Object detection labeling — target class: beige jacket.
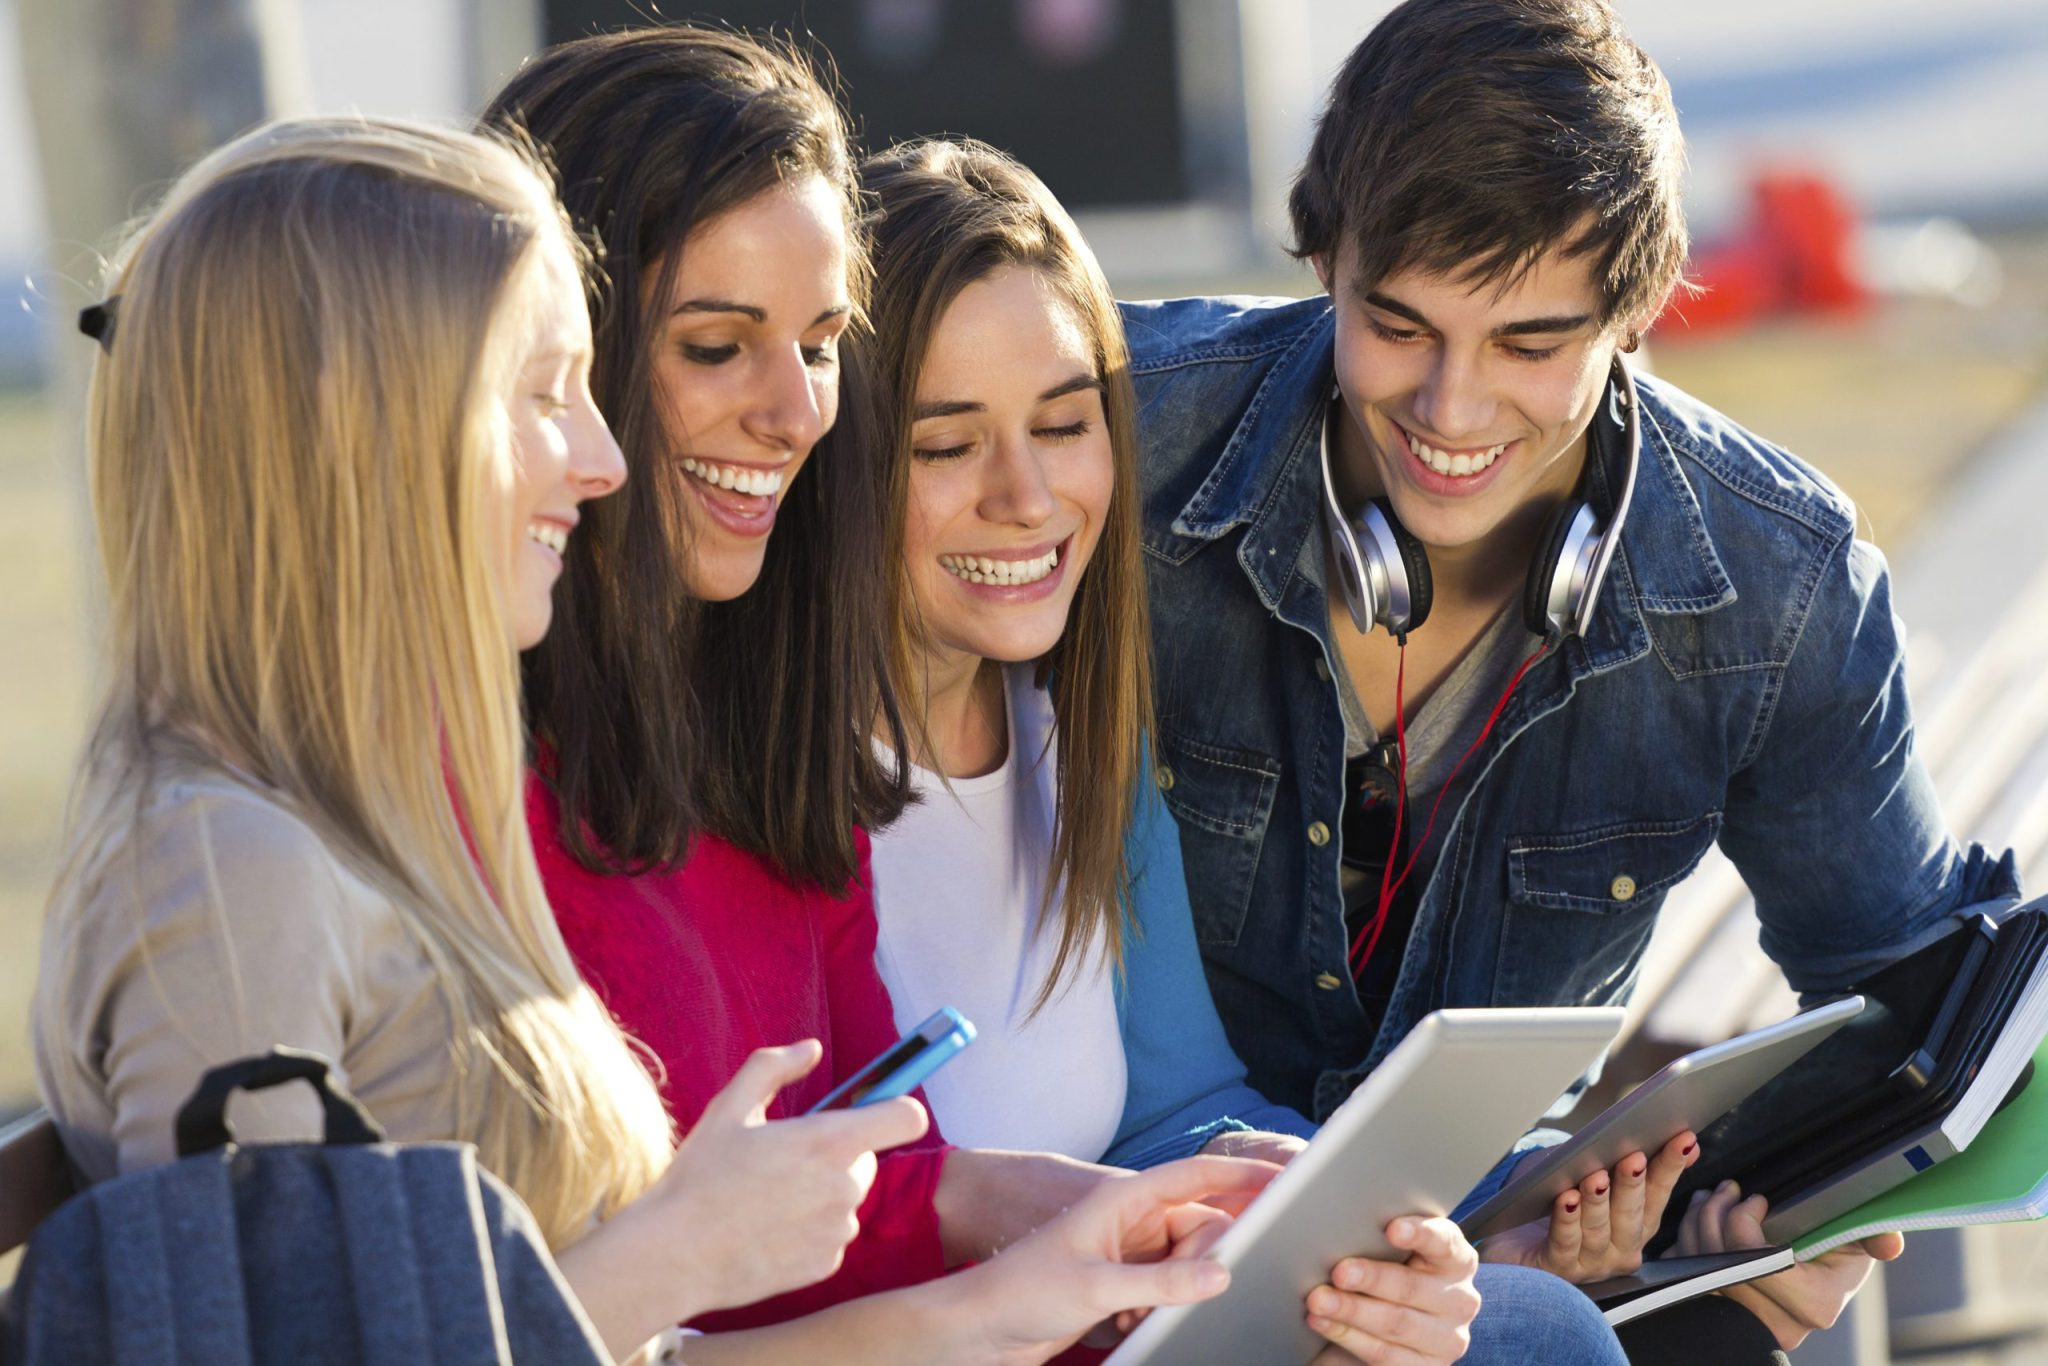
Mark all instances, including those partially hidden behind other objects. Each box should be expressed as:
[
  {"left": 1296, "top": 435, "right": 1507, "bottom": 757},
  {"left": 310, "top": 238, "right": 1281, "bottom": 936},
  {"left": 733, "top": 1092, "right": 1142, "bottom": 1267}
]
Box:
[{"left": 34, "top": 763, "right": 458, "bottom": 1181}]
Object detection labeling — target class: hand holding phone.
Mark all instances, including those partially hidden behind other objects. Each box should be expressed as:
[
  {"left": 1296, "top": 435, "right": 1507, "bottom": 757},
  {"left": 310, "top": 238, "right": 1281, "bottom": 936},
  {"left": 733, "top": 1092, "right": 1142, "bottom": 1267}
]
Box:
[
  {"left": 643, "top": 1039, "right": 929, "bottom": 1319},
  {"left": 807, "top": 1007, "right": 976, "bottom": 1113}
]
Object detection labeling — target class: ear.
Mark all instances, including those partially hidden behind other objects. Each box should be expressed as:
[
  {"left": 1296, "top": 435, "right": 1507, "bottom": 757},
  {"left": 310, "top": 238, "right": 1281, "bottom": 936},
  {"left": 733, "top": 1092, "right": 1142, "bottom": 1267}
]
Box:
[
  {"left": 1312, "top": 253, "right": 1334, "bottom": 295},
  {"left": 1628, "top": 283, "right": 1679, "bottom": 342}
]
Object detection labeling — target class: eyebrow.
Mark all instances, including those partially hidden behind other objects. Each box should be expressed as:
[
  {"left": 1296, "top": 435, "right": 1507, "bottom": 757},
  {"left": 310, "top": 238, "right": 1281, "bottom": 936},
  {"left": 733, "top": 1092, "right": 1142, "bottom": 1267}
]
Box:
[
  {"left": 672, "top": 299, "right": 852, "bottom": 328},
  {"left": 911, "top": 373, "right": 1103, "bottom": 422},
  {"left": 1359, "top": 288, "right": 1592, "bottom": 339}
]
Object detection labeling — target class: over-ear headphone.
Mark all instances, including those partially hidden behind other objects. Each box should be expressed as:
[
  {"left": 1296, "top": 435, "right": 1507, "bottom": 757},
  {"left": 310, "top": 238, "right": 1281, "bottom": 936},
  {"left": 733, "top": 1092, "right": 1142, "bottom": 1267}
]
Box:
[{"left": 1320, "top": 355, "right": 1641, "bottom": 644}]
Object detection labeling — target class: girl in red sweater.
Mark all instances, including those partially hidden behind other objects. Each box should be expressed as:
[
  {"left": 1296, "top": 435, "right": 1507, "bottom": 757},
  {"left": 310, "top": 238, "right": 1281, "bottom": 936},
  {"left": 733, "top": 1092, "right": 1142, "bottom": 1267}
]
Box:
[{"left": 485, "top": 25, "right": 1276, "bottom": 1361}]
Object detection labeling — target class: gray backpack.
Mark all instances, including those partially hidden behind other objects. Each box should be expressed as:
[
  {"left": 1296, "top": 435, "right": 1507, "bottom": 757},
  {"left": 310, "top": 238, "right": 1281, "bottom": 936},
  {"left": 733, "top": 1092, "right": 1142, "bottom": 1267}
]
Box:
[{"left": 4, "top": 1049, "right": 609, "bottom": 1366}]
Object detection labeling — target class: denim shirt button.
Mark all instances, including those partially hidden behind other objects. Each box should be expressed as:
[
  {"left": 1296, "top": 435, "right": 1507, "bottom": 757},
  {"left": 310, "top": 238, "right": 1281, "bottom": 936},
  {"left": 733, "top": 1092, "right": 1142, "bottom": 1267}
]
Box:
[
  {"left": 1610, "top": 874, "right": 1638, "bottom": 902},
  {"left": 1315, "top": 972, "right": 1344, "bottom": 991},
  {"left": 1155, "top": 764, "right": 1175, "bottom": 792},
  {"left": 1307, "top": 821, "right": 1332, "bottom": 847}
]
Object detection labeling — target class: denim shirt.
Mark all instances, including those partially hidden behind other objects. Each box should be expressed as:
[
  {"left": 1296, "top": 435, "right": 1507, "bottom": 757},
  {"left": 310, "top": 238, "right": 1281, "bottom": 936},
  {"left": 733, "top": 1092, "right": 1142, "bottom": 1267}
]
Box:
[{"left": 1120, "top": 294, "right": 2020, "bottom": 1121}]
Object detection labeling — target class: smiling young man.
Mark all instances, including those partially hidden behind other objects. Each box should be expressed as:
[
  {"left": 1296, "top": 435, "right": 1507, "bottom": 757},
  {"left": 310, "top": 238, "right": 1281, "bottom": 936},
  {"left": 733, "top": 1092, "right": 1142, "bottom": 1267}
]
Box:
[{"left": 1122, "top": 0, "right": 2016, "bottom": 1347}]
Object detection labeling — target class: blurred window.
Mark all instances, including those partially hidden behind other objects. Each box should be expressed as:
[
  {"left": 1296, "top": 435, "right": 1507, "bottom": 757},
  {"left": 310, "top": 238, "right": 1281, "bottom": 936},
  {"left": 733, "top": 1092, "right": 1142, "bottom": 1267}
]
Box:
[{"left": 541, "top": 0, "right": 1190, "bottom": 208}]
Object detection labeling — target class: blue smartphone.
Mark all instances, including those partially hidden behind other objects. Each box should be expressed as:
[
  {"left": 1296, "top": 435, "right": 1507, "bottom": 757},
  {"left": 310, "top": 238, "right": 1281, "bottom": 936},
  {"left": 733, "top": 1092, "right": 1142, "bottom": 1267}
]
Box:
[{"left": 804, "top": 1007, "right": 976, "bottom": 1113}]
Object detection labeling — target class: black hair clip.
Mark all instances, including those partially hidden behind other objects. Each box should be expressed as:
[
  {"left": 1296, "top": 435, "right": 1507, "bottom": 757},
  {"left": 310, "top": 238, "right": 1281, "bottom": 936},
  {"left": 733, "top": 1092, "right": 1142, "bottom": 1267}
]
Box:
[{"left": 78, "top": 295, "right": 120, "bottom": 354}]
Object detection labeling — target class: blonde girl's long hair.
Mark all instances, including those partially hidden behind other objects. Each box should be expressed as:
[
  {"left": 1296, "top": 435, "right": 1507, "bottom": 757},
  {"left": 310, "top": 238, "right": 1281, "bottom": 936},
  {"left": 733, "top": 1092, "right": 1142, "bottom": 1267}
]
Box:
[
  {"left": 859, "top": 138, "right": 1155, "bottom": 1008},
  {"left": 50, "top": 117, "right": 671, "bottom": 1246}
]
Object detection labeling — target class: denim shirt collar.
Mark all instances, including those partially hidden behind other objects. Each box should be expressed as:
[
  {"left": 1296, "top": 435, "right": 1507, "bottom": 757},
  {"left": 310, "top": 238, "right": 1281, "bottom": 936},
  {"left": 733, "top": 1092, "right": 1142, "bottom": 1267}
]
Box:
[{"left": 1161, "top": 301, "right": 1737, "bottom": 673}]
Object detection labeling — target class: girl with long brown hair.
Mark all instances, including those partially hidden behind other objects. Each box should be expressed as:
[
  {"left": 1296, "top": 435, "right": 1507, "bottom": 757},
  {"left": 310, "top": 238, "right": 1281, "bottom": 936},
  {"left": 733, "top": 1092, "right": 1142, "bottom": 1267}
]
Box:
[
  {"left": 484, "top": 24, "right": 1289, "bottom": 1361},
  {"left": 857, "top": 137, "right": 1645, "bottom": 1365}
]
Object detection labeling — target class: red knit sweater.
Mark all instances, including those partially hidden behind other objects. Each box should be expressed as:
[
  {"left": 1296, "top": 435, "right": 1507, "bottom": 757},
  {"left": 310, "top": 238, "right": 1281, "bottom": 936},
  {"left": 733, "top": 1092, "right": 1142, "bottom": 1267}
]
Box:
[{"left": 526, "top": 776, "right": 953, "bottom": 1331}]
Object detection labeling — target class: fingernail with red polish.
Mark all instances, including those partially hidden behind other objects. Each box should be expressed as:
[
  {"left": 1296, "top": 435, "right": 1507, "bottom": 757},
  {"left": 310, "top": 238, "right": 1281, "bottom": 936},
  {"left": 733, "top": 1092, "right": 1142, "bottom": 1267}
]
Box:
[
  {"left": 1682, "top": 1141, "right": 1698, "bottom": 1157},
  {"left": 1563, "top": 1194, "right": 1580, "bottom": 1213}
]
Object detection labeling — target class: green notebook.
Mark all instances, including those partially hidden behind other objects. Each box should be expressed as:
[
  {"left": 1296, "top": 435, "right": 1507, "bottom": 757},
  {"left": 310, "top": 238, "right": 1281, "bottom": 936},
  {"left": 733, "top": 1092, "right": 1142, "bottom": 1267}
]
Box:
[{"left": 1794, "top": 1039, "right": 2048, "bottom": 1260}]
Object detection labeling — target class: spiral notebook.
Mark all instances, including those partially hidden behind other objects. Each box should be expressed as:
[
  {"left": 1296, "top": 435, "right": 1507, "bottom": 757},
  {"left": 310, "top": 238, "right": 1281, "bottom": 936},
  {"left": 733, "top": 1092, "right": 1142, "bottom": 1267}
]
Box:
[{"left": 1792, "top": 1036, "right": 2048, "bottom": 1260}]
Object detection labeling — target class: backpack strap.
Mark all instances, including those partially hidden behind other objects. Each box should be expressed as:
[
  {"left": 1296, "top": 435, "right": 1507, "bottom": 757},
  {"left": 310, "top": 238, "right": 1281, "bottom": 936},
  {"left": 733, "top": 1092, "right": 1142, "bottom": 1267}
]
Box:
[{"left": 173, "top": 1048, "right": 386, "bottom": 1157}]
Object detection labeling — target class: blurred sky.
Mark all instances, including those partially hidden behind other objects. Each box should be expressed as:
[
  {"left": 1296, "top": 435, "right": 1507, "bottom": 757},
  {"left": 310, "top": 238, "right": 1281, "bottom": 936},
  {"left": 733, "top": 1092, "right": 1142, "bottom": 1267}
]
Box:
[{"left": 1, "top": 0, "right": 2044, "bottom": 325}]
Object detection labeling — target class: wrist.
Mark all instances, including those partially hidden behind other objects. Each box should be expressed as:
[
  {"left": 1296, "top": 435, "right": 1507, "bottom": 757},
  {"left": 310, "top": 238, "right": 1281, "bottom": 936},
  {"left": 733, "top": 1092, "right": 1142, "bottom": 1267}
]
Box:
[
  {"left": 556, "top": 1190, "right": 712, "bottom": 1359},
  {"left": 933, "top": 1147, "right": 996, "bottom": 1266},
  {"left": 936, "top": 1149, "right": 1108, "bottom": 1267},
  {"left": 1715, "top": 1285, "right": 1811, "bottom": 1352},
  {"left": 647, "top": 1204, "right": 716, "bottom": 1327},
  {"left": 890, "top": 1266, "right": 1019, "bottom": 1366}
]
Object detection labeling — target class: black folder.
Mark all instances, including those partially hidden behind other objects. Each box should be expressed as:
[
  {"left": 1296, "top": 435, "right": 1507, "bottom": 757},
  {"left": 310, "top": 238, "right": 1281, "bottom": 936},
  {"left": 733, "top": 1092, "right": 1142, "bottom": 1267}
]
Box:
[{"left": 1650, "top": 906, "right": 2048, "bottom": 1254}]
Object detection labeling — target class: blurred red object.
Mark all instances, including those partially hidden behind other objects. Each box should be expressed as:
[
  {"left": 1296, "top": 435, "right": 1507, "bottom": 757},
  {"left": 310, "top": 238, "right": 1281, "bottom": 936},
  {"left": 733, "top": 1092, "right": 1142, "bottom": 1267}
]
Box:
[{"left": 1655, "top": 170, "right": 1870, "bottom": 339}]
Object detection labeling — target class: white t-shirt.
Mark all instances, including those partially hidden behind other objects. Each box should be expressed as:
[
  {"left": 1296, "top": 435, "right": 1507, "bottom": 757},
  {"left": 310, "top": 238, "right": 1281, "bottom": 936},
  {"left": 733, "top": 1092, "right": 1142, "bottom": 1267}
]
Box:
[{"left": 870, "top": 664, "right": 1127, "bottom": 1160}]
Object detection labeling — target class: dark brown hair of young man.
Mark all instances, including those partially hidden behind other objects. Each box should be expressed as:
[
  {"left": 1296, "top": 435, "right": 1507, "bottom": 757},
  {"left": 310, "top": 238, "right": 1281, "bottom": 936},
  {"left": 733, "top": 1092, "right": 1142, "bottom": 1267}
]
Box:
[
  {"left": 482, "top": 26, "right": 911, "bottom": 888},
  {"left": 1289, "top": 0, "right": 1689, "bottom": 326}
]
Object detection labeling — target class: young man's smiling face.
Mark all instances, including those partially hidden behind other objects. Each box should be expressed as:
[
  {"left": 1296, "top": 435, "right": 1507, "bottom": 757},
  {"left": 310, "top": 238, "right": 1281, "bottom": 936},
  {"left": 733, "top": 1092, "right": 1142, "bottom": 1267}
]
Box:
[{"left": 1322, "top": 236, "right": 1634, "bottom": 562}]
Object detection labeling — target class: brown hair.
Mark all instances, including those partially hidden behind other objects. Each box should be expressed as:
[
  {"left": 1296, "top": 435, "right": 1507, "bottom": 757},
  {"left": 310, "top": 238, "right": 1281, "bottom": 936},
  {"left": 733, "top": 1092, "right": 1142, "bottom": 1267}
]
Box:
[
  {"left": 482, "top": 26, "right": 909, "bottom": 888},
  {"left": 859, "top": 137, "right": 1151, "bottom": 1001},
  {"left": 1289, "top": 0, "right": 1688, "bottom": 326}
]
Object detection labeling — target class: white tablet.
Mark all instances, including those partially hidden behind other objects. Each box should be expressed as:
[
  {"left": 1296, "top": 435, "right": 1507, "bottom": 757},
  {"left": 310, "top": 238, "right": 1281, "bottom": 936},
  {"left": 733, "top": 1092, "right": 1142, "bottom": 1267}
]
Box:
[
  {"left": 1104, "top": 1007, "right": 1626, "bottom": 1366},
  {"left": 1458, "top": 994, "right": 1864, "bottom": 1243}
]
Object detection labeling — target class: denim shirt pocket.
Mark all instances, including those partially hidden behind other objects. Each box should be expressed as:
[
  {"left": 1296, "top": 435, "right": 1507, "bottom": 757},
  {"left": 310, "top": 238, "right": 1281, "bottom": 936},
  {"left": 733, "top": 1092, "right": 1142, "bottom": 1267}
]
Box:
[
  {"left": 1155, "top": 731, "right": 1280, "bottom": 948},
  {"left": 1496, "top": 812, "right": 1723, "bottom": 1005}
]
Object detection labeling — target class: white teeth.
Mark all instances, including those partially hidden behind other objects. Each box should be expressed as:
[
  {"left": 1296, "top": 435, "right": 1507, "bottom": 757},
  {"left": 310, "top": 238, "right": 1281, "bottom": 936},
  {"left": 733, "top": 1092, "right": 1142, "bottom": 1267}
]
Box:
[
  {"left": 940, "top": 547, "right": 1061, "bottom": 587},
  {"left": 526, "top": 522, "right": 569, "bottom": 554},
  {"left": 1407, "top": 433, "right": 1505, "bottom": 478},
  {"left": 680, "top": 458, "right": 786, "bottom": 498}
]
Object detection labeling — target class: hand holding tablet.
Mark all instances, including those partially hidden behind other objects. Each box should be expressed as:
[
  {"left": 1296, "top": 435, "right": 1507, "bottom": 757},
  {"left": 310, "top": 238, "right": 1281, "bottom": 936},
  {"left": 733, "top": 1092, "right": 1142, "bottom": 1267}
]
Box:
[
  {"left": 1301, "top": 1215, "right": 1481, "bottom": 1363},
  {"left": 1477, "top": 1130, "right": 1700, "bottom": 1282},
  {"left": 1106, "top": 1007, "right": 1628, "bottom": 1365},
  {"left": 1459, "top": 995, "right": 1864, "bottom": 1248}
]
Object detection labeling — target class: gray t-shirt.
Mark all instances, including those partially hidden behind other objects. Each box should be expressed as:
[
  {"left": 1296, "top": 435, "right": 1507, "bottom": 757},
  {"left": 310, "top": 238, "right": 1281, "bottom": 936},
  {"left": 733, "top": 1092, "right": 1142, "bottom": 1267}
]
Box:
[{"left": 1332, "top": 604, "right": 1540, "bottom": 905}]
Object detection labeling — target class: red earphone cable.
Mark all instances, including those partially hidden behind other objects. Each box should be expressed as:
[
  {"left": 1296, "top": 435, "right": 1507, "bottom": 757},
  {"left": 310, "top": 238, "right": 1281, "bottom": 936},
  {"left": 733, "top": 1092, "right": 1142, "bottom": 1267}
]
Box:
[
  {"left": 1354, "top": 644, "right": 1410, "bottom": 974},
  {"left": 1348, "top": 638, "right": 1550, "bottom": 976}
]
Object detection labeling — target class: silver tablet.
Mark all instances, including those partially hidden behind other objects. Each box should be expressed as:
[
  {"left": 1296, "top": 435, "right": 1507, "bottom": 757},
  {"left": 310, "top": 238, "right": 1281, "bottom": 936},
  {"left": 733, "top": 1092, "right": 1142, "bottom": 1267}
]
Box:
[
  {"left": 1458, "top": 994, "right": 1864, "bottom": 1243},
  {"left": 1105, "top": 1007, "right": 1626, "bottom": 1366}
]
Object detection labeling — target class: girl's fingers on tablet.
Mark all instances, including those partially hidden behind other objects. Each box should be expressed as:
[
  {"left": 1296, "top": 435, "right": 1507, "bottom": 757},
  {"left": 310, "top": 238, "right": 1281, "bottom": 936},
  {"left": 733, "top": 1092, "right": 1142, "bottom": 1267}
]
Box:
[
  {"left": 1307, "top": 1283, "right": 1473, "bottom": 1364},
  {"left": 1547, "top": 1186, "right": 1584, "bottom": 1264},
  {"left": 1608, "top": 1152, "right": 1649, "bottom": 1242},
  {"left": 1385, "top": 1216, "right": 1476, "bottom": 1273},
  {"left": 1329, "top": 1256, "right": 1469, "bottom": 1314},
  {"left": 1164, "top": 1213, "right": 1234, "bottom": 1264},
  {"left": 1577, "top": 1170, "right": 1613, "bottom": 1256},
  {"left": 1642, "top": 1132, "right": 1697, "bottom": 1225}
]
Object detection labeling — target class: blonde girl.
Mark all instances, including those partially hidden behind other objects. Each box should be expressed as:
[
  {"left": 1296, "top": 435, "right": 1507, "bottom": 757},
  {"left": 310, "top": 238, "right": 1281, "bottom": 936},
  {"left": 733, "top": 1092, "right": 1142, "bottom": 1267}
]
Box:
[{"left": 30, "top": 116, "right": 929, "bottom": 1360}]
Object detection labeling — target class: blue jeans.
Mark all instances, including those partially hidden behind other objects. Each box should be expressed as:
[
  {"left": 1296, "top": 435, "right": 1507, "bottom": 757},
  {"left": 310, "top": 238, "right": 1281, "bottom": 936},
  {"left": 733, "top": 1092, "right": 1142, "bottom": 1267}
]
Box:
[{"left": 1464, "top": 1265, "right": 1626, "bottom": 1366}]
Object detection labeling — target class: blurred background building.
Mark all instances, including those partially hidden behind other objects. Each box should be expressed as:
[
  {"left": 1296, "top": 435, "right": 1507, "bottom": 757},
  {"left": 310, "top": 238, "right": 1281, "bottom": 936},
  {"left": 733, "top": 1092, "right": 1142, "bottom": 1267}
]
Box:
[{"left": 2, "top": 2, "right": 2045, "bottom": 1356}]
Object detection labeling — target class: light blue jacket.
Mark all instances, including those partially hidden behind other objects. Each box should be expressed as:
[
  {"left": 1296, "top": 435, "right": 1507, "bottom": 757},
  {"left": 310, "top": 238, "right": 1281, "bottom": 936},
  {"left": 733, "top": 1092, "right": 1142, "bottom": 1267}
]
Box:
[{"left": 1102, "top": 767, "right": 1318, "bottom": 1168}]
